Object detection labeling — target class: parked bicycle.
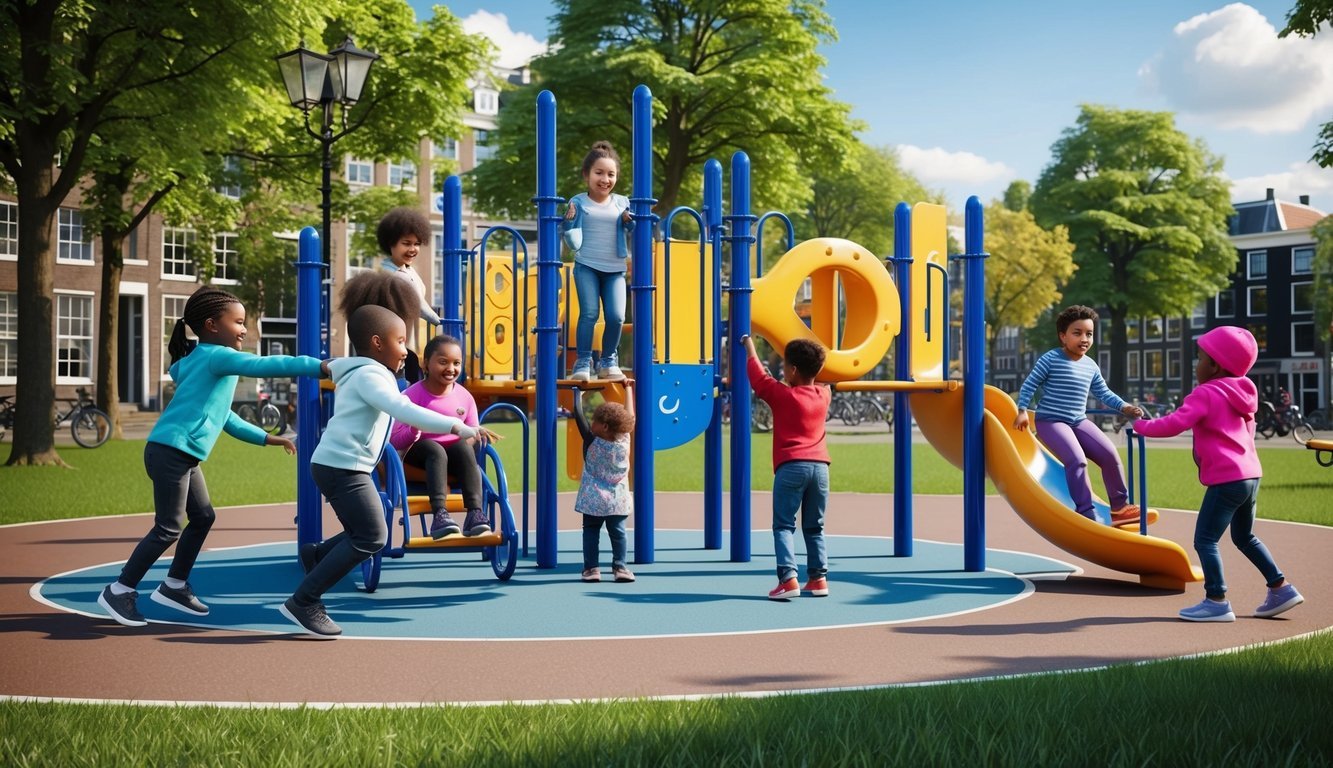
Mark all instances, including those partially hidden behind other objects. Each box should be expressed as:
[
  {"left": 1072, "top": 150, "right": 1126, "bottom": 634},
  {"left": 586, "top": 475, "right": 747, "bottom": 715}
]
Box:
[
  {"left": 234, "top": 380, "right": 286, "bottom": 436},
  {"left": 1256, "top": 400, "right": 1315, "bottom": 444},
  {"left": 719, "top": 391, "right": 774, "bottom": 433},
  {"left": 53, "top": 387, "right": 112, "bottom": 448},
  {"left": 0, "top": 393, "right": 13, "bottom": 441},
  {"left": 827, "top": 392, "right": 862, "bottom": 426}
]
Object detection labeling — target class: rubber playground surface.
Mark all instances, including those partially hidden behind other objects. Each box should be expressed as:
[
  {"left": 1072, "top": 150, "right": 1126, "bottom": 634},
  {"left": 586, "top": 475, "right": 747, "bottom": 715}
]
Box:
[{"left": 2, "top": 492, "right": 1330, "bottom": 705}]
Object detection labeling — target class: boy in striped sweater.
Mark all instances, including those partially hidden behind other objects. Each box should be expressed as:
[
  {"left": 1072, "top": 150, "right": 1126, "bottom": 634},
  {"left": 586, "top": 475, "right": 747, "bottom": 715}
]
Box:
[{"left": 1014, "top": 306, "right": 1144, "bottom": 526}]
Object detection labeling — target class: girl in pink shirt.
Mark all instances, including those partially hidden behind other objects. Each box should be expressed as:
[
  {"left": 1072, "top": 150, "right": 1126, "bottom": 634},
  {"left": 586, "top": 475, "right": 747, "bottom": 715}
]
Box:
[
  {"left": 390, "top": 336, "right": 499, "bottom": 539},
  {"left": 1133, "top": 326, "right": 1302, "bottom": 623}
]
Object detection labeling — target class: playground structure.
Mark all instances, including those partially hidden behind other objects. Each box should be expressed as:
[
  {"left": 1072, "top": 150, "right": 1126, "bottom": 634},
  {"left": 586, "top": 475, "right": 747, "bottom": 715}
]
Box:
[{"left": 289, "top": 84, "right": 1205, "bottom": 591}]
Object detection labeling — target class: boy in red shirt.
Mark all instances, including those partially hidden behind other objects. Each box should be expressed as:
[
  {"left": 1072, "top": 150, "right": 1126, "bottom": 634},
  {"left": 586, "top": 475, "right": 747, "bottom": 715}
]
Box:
[{"left": 742, "top": 335, "right": 833, "bottom": 600}]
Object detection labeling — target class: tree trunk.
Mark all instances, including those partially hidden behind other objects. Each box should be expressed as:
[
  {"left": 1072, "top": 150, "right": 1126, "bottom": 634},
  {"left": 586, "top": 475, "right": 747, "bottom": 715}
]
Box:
[
  {"left": 7, "top": 161, "right": 63, "bottom": 466},
  {"left": 1107, "top": 304, "right": 1128, "bottom": 399},
  {"left": 96, "top": 229, "right": 126, "bottom": 440}
]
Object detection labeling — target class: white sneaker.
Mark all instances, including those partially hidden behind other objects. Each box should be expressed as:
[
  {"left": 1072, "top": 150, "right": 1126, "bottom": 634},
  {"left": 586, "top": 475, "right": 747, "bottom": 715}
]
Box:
[
  {"left": 597, "top": 364, "right": 625, "bottom": 381},
  {"left": 569, "top": 359, "right": 592, "bottom": 382}
]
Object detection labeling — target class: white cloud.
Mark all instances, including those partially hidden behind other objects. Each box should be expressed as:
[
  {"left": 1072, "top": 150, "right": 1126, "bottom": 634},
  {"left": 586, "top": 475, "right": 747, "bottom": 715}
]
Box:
[
  {"left": 1139, "top": 3, "right": 1333, "bottom": 133},
  {"left": 1226, "top": 161, "right": 1333, "bottom": 210},
  {"left": 895, "top": 144, "right": 1015, "bottom": 187},
  {"left": 462, "top": 10, "right": 547, "bottom": 69}
]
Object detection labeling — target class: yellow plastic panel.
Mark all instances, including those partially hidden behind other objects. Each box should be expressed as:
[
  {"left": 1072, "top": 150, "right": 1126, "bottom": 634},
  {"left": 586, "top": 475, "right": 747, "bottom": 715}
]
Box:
[{"left": 910, "top": 203, "right": 948, "bottom": 382}]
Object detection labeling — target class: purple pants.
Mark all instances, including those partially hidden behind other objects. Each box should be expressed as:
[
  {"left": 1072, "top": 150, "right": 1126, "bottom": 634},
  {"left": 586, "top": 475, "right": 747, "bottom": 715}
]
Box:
[{"left": 1036, "top": 418, "right": 1129, "bottom": 518}]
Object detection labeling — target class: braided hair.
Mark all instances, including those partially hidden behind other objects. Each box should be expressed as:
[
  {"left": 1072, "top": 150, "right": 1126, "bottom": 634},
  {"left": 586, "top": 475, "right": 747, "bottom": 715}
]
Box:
[{"left": 168, "top": 286, "right": 242, "bottom": 364}]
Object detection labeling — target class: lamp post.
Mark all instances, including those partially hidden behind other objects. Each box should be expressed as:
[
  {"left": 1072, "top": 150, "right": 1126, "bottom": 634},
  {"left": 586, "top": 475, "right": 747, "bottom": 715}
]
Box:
[{"left": 275, "top": 36, "right": 380, "bottom": 270}]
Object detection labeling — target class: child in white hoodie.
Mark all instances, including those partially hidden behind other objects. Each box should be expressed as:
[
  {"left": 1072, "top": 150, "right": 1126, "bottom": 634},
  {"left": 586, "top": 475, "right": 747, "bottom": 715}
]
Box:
[{"left": 279, "top": 302, "right": 482, "bottom": 638}]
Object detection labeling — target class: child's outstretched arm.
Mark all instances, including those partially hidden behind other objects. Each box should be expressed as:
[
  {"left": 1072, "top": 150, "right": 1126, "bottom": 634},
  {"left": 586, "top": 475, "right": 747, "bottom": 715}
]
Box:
[
  {"left": 1132, "top": 391, "right": 1207, "bottom": 438},
  {"left": 209, "top": 345, "right": 324, "bottom": 380},
  {"left": 361, "top": 374, "right": 478, "bottom": 439}
]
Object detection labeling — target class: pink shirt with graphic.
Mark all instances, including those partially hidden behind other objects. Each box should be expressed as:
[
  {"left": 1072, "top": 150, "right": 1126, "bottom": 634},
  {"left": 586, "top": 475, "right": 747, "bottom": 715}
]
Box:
[{"left": 389, "top": 380, "right": 479, "bottom": 451}]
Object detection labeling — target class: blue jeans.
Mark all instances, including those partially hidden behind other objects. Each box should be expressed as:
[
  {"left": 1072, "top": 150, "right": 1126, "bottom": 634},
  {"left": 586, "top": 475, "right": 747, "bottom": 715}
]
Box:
[
  {"left": 572, "top": 263, "right": 626, "bottom": 367},
  {"left": 1194, "top": 478, "right": 1283, "bottom": 600},
  {"left": 583, "top": 514, "right": 628, "bottom": 570},
  {"left": 772, "top": 461, "right": 829, "bottom": 582}
]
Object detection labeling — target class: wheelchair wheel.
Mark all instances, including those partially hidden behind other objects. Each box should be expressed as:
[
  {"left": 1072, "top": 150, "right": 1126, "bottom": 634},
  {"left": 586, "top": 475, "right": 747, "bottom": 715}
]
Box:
[
  {"left": 259, "top": 401, "right": 286, "bottom": 435},
  {"left": 360, "top": 551, "right": 382, "bottom": 592},
  {"left": 489, "top": 502, "right": 517, "bottom": 581},
  {"left": 72, "top": 407, "right": 111, "bottom": 448}
]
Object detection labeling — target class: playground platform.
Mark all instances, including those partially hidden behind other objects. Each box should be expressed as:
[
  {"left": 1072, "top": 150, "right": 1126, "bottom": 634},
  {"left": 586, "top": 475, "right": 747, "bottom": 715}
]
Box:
[{"left": 2, "top": 492, "right": 1329, "bottom": 706}]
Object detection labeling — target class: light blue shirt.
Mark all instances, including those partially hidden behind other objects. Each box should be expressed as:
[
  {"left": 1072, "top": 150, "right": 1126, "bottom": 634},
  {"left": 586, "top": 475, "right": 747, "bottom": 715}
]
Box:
[
  {"left": 562, "top": 192, "right": 633, "bottom": 272},
  {"left": 1017, "top": 348, "right": 1126, "bottom": 425}
]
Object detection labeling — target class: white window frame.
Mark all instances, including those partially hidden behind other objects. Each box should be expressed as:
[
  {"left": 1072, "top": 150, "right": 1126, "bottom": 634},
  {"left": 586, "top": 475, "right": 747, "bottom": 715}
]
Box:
[
  {"left": 346, "top": 157, "right": 373, "bottom": 186},
  {"left": 1167, "top": 349, "right": 1181, "bottom": 380},
  {"left": 161, "top": 227, "right": 197, "bottom": 281},
  {"left": 473, "top": 129, "right": 495, "bottom": 165},
  {"left": 1215, "top": 290, "right": 1235, "bottom": 319},
  {"left": 55, "top": 290, "right": 94, "bottom": 384},
  {"left": 434, "top": 138, "right": 458, "bottom": 160},
  {"left": 1292, "top": 246, "right": 1313, "bottom": 275},
  {"left": 1246, "top": 249, "right": 1267, "bottom": 280},
  {"left": 57, "top": 208, "right": 94, "bottom": 264},
  {"left": 1292, "top": 321, "right": 1315, "bottom": 356},
  {"left": 1247, "top": 285, "right": 1268, "bottom": 316},
  {"left": 0, "top": 201, "right": 16, "bottom": 261},
  {"left": 1098, "top": 350, "right": 1110, "bottom": 372},
  {"left": 216, "top": 156, "right": 242, "bottom": 200},
  {"left": 1145, "top": 317, "right": 1163, "bottom": 342},
  {"left": 1127, "top": 350, "right": 1141, "bottom": 380},
  {"left": 1144, "top": 349, "right": 1163, "bottom": 379},
  {"left": 213, "top": 233, "right": 239, "bottom": 283},
  {"left": 1166, "top": 317, "right": 1182, "bottom": 342},
  {"left": 388, "top": 160, "right": 417, "bottom": 189},
  {"left": 1190, "top": 301, "right": 1206, "bottom": 329},
  {"left": 0, "top": 290, "right": 16, "bottom": 382},
  {"left": 161, "top": 294, "right": 192, "bottom": 378},
  {"left": 1126, "top": 318, "right": 1141, "bottom": 343},
  {"left": 474, "top": 88, "right": 499, "bottom": 116},
  {"left": 346, "top": 222, "right": 378, "bottom": 277},
  {"left": 1291, "top": 281, "right": 1313, "bottom": 315}
]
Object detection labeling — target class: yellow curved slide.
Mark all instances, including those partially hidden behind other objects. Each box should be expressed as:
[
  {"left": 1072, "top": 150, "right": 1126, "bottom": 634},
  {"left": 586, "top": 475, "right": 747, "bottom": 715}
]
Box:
[{"left": 911, "top": 385, "right": 1203, "bottom": 590}]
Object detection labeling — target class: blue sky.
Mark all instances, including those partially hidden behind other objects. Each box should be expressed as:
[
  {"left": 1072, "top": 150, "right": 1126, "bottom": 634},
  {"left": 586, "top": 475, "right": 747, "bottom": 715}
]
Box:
[{"left": 415, "top": 0, "right": 1333, "bottom": 213}]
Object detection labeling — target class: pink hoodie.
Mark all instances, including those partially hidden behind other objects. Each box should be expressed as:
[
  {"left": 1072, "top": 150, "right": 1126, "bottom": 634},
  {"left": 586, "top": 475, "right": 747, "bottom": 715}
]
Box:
[{"left": 1132, "top": 376, "right": 1262, "bottom": 485}]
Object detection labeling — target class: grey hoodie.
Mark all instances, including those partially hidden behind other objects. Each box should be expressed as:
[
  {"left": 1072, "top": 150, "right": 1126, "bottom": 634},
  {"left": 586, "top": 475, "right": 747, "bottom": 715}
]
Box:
[{"left": 311, "top": 357, "right": 477, "bottom": 473}]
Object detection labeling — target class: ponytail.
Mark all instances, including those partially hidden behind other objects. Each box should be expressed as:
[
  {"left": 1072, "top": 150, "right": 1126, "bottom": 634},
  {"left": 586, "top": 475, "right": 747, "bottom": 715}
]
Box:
[
  {"left": 170, "top": 285, "right": 242, "bottom": 364},
  {"left": 167, "top": 318, "right": 194, "bottom": 365}
]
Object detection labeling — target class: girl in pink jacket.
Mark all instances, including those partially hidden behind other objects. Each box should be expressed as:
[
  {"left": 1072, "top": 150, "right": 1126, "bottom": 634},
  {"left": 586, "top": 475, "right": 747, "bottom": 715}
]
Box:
[{"left": 1133, "top": 326, "right": 1302, "bottom": 623}]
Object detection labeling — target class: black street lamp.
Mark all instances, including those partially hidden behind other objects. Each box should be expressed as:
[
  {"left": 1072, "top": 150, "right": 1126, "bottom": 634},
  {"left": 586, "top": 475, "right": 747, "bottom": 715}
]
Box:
[{"left": 275, "top": 36, "right": 379, "bottom": 268}]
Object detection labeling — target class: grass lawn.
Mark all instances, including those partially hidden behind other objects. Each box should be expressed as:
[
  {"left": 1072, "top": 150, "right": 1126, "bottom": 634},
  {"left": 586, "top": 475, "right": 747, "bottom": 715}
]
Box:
[{"left": 2, "top": 426, "right": 1331, "bottom": 766}]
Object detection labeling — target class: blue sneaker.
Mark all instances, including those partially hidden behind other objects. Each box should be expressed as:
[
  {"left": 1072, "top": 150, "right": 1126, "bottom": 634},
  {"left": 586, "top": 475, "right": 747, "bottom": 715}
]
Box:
[
  {"left": 570, "top": 357, "right": 592, "bottom": 382},
  {"left": 1255, "top": 583, "right": 1303, "bottom": 618},
  {"left": 1179, "top": 598, "right": 1235, "bottom": 622}
]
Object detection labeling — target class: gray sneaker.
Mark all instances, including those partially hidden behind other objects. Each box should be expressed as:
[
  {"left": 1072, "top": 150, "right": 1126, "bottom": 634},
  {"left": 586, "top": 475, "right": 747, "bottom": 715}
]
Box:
[
  {"left": 97, "top": 585, "right": 147, "bottom": 627},
  {"left": 151, "top": 582, "right": 209, "bottom": 616},
  {"left": 430, "top": 510, "right": 462, "bottom": 539},
  {"left": 279, "top": 597, "right": 342, "bottom": 638},
  {"left": 463, "top": 508, "right": 492, "bottom": 536}
]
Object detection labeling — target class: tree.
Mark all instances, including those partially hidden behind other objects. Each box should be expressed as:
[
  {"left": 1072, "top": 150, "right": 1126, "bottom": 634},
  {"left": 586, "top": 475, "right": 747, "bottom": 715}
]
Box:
[
  {"left": 468, "top": 0, "right": 857, "bottom": 221},
  {"left": 1002, "top": 180, "right": 1032, "bottom": 213},
  {"left": 1030, "top": 105, "right": 1235, "bottom": 395},
  {"left": 1280, "top": 0, "right": 1333, "bottom": 167},
  {"left": 983, "top": 202, "right": 1077, "bottom": 379},
  {"left": 798, "top": 142, "right": 935, "bottom": 257}
]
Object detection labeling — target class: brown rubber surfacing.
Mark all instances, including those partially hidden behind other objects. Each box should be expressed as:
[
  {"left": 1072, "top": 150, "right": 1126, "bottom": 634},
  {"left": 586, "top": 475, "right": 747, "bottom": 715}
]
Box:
[{"left": 2, "top": 493, "right": 1329, "bottom": 704}]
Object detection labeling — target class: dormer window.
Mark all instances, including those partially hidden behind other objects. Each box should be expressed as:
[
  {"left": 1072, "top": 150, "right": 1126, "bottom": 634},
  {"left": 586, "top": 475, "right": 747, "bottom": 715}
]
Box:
[{"left": 474, "top": 88, "right": 499, "bottom": 116}]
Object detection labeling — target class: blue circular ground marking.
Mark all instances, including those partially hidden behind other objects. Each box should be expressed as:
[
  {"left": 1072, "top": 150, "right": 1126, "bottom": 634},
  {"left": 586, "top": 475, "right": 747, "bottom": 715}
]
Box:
[{"left": 39, "top": 531, "right": 1074, "bottom": 640}]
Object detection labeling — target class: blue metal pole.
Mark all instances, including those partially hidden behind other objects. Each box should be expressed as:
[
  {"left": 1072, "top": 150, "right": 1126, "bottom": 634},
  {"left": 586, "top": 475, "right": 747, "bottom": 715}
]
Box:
[
  {"left": 891, "top": 202, "right": 913, "bottom": 557},
  {"left": 703, "top": 159, "right": 724, "bottom": 550},
  {"left": 295, "top": 226, "right": 325, "bottom": 551},
  {"left": 631, "top": 84, "right": 657, "bottom": 564},
  {"left": 727, "top": 152, "right": 754, "bottom": 563},
  {"left": 962, "top": 197, "right": 988, "bottom": 571},
  {"left": 442, "top": 175, "right": 465, "bottom": 345},
  {"left": 534, "top": 90, "right": 561, "bottom": 568}
]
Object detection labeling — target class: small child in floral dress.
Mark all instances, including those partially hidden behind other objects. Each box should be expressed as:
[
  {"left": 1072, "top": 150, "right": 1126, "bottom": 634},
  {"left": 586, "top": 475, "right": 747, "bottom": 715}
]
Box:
[{"left": 576, "top": 400, "right": 636, "bottom": 583}]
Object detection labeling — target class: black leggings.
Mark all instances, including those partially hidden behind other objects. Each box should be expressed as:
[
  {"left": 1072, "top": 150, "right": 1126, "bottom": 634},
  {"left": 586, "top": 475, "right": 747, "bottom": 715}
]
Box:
[
  {"left": 402, "top": 439, "right": 484, "bottom": 511},
  {"left": 293, "top": 464, "right": 387, "bottom": 606},
  {"left": 119, "top": 442, "right": 216, "bottom": 588}
]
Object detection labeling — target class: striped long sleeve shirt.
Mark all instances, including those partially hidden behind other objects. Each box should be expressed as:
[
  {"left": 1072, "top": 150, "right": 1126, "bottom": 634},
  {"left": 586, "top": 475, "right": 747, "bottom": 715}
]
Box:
[{"left": 1017, "top": 349, "right": 1127, "bottom": 425}]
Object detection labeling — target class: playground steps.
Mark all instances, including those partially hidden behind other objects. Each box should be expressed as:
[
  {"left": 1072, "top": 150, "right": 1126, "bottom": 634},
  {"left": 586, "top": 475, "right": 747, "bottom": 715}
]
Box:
[{"left": 405, "top": 532, "right": 504, "bottom": 549}]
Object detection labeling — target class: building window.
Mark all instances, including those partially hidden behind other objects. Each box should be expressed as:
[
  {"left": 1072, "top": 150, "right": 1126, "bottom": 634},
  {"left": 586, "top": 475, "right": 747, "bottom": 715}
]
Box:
[
  {"left": 0, "top": 201, "right": 16, "bottom": 260},
  {"left": 1215, "top": 290, "right": 1234, "bottom": 318},
  {"left": 1291, "top": 282, "right": 1313, "bottom": 314},
  {"left": 162, "top": 295, "right": 191, "bottom": 374},
  {"left": 214, "top": 233, "right": 238, "bottom": 282},
  {"left": 1247, "top": 286, "right": 1267, "bottom": 315},
  {"left": 1145, "top": 317, "right": 1163, "bottom": 342},
  {"left": 346, "top": 222, "right": 378, "bottom": 276},
  {"left": 162, "top": 227, "right": 197, "bottom": 278},
  {"left": 1292, "top": 322, "right": 1315, "bottom": 355},
  {"left": 474, "top": 130, "right": 496, "bottom": 164},
  {"left": 1145, "top": 350, "right": 1163, "bottom": 379},
  {"left": 1190, "top": 302, "right": 1206, "bottom": 329},
  {"left": 388, "top": 160, "right": 416, "bottom": 189},
  {"left": 434, "top": 138, "right": 458, "bottom": 160},
  {"left": 1167, "top": 349, "right": 1181, "bottom": 380},
  {"left": 1098, "top": 350, "right": 1110, "bottom": 371},
  {"left": 1292, "top": 246, "right": 1313, "bottom": 274},
  {"left": 1246, "top": 250, "right": 1267, "bottom": 280},
  {"left": 1126, "top": 318, "right": 1141, "bottom": 343},
  {"left": 0, "top": 291, "right": 16, "bottom": 379},
  {"left": 215, "top": 156, "right": 243, "bottom": 199},
  {"left": 1127, "top": 351, "right": 1141, "bottom": 379},
  {"left": 1248, "top": 323, "right": 1267, "bottom": 352},
  {"left": 57, "top": 208, "right": 94, "bottom": 263},
  {"left": 1166, "top": 317, "right": 1182, "bottom": 341},
  {"left": 347, "top": 157, "right": 373, "bottom": 186},
  {"left": 474, "top": 88, "right": 499, "bottom": 116},
  {"left": 56, "top": 293, "right": 93, "bottom": 380}
]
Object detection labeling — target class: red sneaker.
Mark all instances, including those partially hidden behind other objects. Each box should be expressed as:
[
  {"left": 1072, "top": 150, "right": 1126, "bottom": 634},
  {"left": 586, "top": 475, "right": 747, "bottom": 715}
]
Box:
[
  {"left": 802, "top": 577, "right": 829, "bottom": 596},
  {"left": 768, "top": 578, "right": 800, "bottom": 601},
  {"left": 1111, "top": 504, "right": 1142, "bottom": 527}
]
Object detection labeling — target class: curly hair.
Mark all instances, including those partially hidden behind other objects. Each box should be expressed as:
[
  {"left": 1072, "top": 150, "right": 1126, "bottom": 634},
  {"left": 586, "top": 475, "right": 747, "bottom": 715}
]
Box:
[
  {"left": 784, "top": 338, "right": 826, "bottom": 381},
  {"left": 1055, "top": 305, "right": 1098, "bottom": 335},
  {"left": 376, "top": 206, "right": 432, "bottom": 256},
  {"left": 580, "top": 140, "right": 621, "bottom": 177},
  {"left": 592, "top": 401, "right": 634, "bottom": 437},
  {"left": 340, "top": 271, "right": 418, "bottom": 334},
  {"left": 168, "top": 285, "right": 242, "bottom": 364}
]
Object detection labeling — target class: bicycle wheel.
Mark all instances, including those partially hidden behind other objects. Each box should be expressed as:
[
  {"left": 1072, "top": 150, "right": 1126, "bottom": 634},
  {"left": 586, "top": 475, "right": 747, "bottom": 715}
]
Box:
[
  {"left": 236, "top": 403, "right": 259, "bottom": 427},
  {"left": 1292, "top": 422, "right": 1315, "bottom": 445},
  {"left": 259, "top": 402, "right": 286, "bottom": 435},
  {"left": 840, "top": 402, "right": 862, "bottom": 427},
  {"left": 71, "top": 407, "right": 111, "bottom": 448}
]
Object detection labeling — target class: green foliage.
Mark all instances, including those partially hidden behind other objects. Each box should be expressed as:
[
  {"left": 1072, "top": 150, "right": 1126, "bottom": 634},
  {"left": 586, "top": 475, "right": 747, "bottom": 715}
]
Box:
[
  {"left": 1030, "top": 105, "right": 1235, "bottom": 393},
  {"left": 1002, "top": 180, "right": 1032, "bottom": 212},
  {"left": 1312, "top": 214, "right": 1333, "bottom": 344},
  {"left": 982, "top": 203, "right": 1076, "bottom": 370},
  {"left": 467, "top": 0, "right": 858, "bottom": 219},
  {"left": 1279, "top": 0, "right": 1333, "bottom": 166},
  {"left": 798, "top": 142, "right": 936, "bottom": 256}
]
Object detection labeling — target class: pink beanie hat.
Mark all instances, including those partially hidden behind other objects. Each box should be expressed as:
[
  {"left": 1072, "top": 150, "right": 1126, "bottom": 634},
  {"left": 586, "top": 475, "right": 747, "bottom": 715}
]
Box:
[{"left": 1198, "top": 326, "right": 1258, "bottom": 377}]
